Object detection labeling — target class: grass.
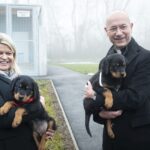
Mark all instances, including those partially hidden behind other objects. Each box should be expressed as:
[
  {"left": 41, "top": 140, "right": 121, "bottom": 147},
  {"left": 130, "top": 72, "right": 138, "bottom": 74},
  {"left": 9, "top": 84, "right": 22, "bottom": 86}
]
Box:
[
  {"left": 36, "top": 80, "right": 64, "bottom": 150},
  {"left": 57, "top": 63, "right": 99, "bottom": 74}
]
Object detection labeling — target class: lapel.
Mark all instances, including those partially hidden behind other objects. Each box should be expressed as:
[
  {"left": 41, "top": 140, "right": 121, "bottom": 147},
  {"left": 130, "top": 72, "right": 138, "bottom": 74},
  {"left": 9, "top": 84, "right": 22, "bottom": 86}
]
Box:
[
  {"left": 124, "top": 38, "right": 140, "bottom": 65},
  {"left": 107, "top": 38, "right": 140, "bottom": 65},
  {"left": 0, "top": 74, "right": 11, "bottom": 84}
]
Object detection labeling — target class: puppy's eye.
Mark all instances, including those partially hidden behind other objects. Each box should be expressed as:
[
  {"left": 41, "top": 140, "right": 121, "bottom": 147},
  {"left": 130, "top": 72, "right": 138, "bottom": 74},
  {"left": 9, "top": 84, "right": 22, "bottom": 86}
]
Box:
[
  {"left": 26, "top": 86, "right": 32, "bottom": 90},
  {"left": 115, "top": 64, "right": 120, "bottom": 67},
  {"left": 19, "top": 84, "right": 22, "bottom": 88}
]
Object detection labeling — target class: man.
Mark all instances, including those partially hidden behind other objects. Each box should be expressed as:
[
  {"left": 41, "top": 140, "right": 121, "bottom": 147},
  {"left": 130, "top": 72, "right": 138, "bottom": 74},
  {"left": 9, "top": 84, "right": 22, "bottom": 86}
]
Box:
[{"left": 85, "top": 11, "right": 150, "bottom": 150}]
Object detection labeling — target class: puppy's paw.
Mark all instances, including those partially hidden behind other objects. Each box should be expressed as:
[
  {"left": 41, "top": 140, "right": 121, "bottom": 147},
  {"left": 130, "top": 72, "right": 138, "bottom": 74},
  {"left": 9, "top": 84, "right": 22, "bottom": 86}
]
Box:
[
  {"left": 12, "top": 115, "right": 22, "bottom": 128},
  {"left": 0, "top": 102, "right": 14, "bottom": 115},
  {"left": 0, "top": 107, "right": 8, "bottom": 115},
  {"left": 12, "top": 108, "right": 26, "bottom": 128},
  {"left": 107, "top": 120, "right": 115, "bottom": 139},
  {"left": 107, "top": 124, "right": 115, "bottom": 139},
  {"left": 108, "top": 130, "right": 115, "bottom": 139}
]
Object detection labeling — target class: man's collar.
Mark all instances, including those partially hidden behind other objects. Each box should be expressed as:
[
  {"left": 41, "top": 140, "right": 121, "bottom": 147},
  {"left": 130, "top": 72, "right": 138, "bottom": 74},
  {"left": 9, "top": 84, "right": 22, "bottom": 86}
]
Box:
[{"left": 107, "top": 38, "right": 140, "bottom": 65}]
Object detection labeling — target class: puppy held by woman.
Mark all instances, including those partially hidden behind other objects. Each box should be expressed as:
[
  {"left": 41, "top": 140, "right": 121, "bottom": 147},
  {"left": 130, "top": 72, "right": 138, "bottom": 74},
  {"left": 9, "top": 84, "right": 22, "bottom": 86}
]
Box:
[{"left": 0, "top": 33, "right": 55, "bottom": 150}]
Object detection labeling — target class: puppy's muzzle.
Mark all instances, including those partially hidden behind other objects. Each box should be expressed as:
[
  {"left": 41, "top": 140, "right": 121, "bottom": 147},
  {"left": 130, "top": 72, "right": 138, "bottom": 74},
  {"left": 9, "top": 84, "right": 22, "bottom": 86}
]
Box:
[
  {"left": 111, "top": 72, "right": 126, "bottom": 78},
  {"left": 120, "top": 72, "right": 126, "bottom": 77}
]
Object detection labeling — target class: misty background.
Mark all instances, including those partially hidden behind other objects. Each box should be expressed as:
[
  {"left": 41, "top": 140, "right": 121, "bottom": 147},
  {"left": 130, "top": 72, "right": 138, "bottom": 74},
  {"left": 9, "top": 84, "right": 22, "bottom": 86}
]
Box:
[{"left": 2, "top": 0, "right": 150, "bottom": 63}]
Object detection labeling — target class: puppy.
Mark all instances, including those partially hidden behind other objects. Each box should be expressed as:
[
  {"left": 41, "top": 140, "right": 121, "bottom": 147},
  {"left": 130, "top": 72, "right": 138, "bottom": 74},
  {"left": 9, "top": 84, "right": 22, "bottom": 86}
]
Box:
[
  {"left": 83, "top": 72, "right": 102, "bottom": 137},
  {"left": 84, "top": 53, "right": 126, "bottom": 138},
  {"left": 0, "top": 75, "right": 57, "bottom": 150}
]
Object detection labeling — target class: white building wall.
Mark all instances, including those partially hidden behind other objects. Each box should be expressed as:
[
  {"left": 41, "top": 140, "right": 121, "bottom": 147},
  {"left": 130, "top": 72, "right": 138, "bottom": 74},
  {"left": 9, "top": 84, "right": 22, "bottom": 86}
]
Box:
[{"left": 0, "top": 0, "right": 48, "bottom": 76}]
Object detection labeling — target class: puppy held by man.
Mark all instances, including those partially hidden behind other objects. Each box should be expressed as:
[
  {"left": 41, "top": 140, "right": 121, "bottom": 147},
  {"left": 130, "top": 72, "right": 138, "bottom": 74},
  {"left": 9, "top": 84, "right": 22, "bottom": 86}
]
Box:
[{"left": 83, "top": 53, "right": 126, "bottom": 138}]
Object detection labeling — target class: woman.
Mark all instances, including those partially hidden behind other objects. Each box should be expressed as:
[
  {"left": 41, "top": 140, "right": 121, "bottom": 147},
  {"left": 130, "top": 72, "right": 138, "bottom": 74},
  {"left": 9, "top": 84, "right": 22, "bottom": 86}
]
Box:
[{"left": 0, "top": 33, "right": 54, "bottom": 150}]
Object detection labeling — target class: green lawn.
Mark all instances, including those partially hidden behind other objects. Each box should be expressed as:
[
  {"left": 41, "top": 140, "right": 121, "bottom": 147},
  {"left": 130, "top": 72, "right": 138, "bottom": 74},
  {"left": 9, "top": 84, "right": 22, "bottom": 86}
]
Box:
[
  {"left": 57, "top": 63, "right": 99, "bottom": 74},
  {"left": 37, "top": 80, "right": 64, "bottom": 150}
]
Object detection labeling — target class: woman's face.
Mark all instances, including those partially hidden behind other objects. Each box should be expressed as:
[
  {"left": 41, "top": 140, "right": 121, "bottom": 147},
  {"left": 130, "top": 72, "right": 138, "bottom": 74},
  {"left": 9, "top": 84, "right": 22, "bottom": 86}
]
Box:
[{"left": 0, "top": 44, "right": 14, "bottom": 71}]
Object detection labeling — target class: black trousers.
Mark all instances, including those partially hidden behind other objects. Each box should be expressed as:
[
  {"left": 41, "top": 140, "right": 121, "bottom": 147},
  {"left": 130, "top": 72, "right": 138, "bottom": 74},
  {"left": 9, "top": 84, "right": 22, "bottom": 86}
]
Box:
[
  {"left": 102, "top": 121, "right": 150, "bottom": 150},
  {"left": 0, "top": 135, "right": 37, "bottom": 150}
]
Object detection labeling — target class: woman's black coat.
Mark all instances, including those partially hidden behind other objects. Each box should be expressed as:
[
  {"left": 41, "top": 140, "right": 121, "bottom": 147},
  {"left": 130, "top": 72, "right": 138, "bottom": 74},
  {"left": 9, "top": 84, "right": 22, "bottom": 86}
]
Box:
[
  {"left": 93, "top": 38, "right": 150, "bottom": 150},
  {"left": 0, "top": 75, "right": 40, "bottom": 150}
]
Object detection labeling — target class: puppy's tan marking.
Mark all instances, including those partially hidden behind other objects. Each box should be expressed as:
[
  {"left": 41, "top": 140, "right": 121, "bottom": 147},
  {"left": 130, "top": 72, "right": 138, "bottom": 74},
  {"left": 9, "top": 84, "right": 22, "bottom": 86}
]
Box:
[
  {"left": 12, "top": 108, "right": 27, "bottom": 128},
  {"left": 103, "top": 88, "right": 115, "bottom": 139},
  {"left": 103, "top": 88, "right": 113, "bottom": 109},
  {"left": 107, "top": 119, "right": 115, "bottom": 139},
  {"left": 0, "top": 101, "right": 14, "bottom": 115}
]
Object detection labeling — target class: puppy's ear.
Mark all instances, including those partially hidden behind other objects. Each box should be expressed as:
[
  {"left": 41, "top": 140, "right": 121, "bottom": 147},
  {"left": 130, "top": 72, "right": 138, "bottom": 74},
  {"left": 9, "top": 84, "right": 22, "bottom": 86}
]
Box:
[
  {"left": 10, "top": 76, "right": 20, "bottom": 92},
  {"left": 33, "top": 81, "right": 40, "bottom": 100},
  {"left": 101, "top": 57, "right": 109, "bottom": 75}
]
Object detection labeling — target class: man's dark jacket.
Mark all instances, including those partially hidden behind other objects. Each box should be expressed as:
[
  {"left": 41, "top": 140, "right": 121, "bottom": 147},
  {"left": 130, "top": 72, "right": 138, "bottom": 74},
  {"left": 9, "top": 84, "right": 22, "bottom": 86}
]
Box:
[{"left": 93, "top": 38, "right": 150, "bottom": 150}]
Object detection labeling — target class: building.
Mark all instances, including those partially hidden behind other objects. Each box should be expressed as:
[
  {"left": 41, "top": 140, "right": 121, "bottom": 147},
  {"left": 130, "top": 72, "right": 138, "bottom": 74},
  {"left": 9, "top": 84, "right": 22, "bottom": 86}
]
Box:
[{"left": 0, "top": 4, "right": 47, "bottom": 76}]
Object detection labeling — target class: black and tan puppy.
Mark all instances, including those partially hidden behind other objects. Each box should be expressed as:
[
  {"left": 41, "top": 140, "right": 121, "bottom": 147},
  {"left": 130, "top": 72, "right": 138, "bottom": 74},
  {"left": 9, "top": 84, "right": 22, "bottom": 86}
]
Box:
[
  {"left": 84, "top": 53, "right": 126, "bottom": 138},
  {"left": 0, "top": 75, "right": 57, "bottom": 150},
  {"left": 83, "top": 72, "right": 102, "bottom": 137}
]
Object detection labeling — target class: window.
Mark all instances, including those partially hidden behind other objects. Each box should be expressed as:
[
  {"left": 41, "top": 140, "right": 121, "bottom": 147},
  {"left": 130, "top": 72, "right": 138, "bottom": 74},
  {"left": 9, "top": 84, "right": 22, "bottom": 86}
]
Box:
[
  {"left": 0, "top": 6, "right": 6, "bottom": 32},
  {"left": 11, "top": 8, "right": 34, "bottom": 71}
]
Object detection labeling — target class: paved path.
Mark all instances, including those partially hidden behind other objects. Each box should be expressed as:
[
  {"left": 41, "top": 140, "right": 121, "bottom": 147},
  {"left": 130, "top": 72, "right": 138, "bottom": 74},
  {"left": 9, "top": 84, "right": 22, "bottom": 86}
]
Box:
[{"left": 47, "top": 66, "right": 103, "bottom": 150}]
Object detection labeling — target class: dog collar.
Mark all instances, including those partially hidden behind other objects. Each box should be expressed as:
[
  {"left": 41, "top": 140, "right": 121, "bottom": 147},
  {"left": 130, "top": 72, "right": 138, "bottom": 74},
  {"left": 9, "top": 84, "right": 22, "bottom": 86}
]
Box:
[
  {"left": 99, "top": 72, "right": 103, "bottom": 87},
  {"left": 14, "top": 97, "right": 34, "bottom": 107}
]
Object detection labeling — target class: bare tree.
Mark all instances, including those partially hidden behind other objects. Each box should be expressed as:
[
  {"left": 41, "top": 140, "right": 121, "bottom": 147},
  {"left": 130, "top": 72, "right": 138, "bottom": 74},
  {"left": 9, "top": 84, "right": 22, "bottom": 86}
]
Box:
[
  {"left": 72, "top": 0, "right": 89, "bottom": 57},
  {"left": 103, "top": 0, "right": 130, "bottom": 13}
]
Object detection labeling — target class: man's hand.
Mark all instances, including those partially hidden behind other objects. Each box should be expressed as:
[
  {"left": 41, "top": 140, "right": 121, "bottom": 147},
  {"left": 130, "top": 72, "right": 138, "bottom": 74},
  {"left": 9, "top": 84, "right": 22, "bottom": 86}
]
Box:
[
  {"left": 99, "top": 110, "right": 123, "bottom": 119},
  {"left": 84, "top": 81, "right": 95, "bottom": 99}
]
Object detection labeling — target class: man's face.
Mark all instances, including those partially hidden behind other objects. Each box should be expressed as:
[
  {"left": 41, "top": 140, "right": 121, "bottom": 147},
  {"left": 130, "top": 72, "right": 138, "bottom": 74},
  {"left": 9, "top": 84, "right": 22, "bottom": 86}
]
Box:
[{"left": 105, "top": 13, "right": 133, "bottom": 49}]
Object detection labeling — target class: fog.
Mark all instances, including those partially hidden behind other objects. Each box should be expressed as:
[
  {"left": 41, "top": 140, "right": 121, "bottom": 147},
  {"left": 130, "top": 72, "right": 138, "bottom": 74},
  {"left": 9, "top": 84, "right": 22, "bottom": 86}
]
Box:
[
  {"left": 2, "top": 0, "right": 150, "bottom": 63},
  {"left": 42, "top": 0, "right": 150, "bottom": 63},
  {"left": 43, "top": 0, "right": 150, "bottom": 62}
]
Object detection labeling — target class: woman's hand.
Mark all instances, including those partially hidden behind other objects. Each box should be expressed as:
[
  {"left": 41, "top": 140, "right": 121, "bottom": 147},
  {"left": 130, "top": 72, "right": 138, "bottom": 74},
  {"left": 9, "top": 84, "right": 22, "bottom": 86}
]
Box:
[
  {"left": 99, "top": 110, "right": 123, "bottom": 119},
  {"left": 45, "top": 128, "right": 55, "bottom": 140},
  {"left": 40, "top": 96, "right": 46, "bottom": 108},
  {"left": 84, "top": 81, "right": 95, "bottom": 99}
]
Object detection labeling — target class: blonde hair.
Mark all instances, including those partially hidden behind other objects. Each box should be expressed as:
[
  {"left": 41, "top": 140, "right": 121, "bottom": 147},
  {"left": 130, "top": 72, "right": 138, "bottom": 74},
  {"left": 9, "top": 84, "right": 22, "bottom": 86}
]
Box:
[{"left": 0, "top": 33, "right": 20, "bottom": 73}]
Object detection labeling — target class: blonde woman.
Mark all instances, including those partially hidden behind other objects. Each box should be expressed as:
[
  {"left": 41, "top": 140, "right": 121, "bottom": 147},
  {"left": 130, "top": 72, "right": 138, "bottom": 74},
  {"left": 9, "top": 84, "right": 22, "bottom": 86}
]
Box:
[{"left": 0, "top": 33, "right": 54, "bottom": 150}]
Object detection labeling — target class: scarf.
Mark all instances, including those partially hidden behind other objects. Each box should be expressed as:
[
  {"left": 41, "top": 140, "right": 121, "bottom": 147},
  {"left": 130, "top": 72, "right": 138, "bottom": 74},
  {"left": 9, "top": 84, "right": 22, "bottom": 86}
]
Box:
[{"left": 0, "top": 70, "right": 19, "bottom": 80}]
